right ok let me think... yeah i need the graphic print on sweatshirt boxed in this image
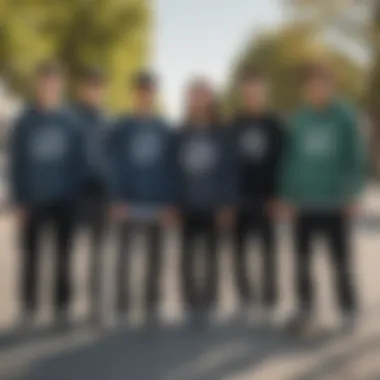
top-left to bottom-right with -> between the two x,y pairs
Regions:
239,128 -> 267,160
181,137 -> 219,176
129,131 -> 163,166
302,127 -> 337,158
29,127 -> 69,162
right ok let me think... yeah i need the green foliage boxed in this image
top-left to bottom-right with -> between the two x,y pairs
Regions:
226,25 -> 366,115
0,0 -> 150,111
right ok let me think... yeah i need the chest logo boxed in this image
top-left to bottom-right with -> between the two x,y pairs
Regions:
29,128 -> 68,161
303,129 -> 336,157
182,139 -> 219,175
240,128 -> 267,160
130,132 -> 163,165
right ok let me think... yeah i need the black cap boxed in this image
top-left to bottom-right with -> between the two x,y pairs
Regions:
35,60 -> 64,78
78,66 -> 106,85
133,70 -> 157,90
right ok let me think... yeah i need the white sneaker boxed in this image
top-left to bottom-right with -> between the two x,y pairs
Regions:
341,312 -> 358,333
15,311 -> 37,332
53,310 -> 72,330
257,306 -> 277,327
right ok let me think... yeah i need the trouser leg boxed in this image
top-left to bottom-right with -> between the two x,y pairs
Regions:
145,224 -> 163,312
202,217 -> 219,309
20,210 -> 42,314
116,223 -> 132,313
325,213 -> 357,315
180,216 -> 198,311
259,215 -> 277,308
53,204 -> 76,314
232,214 -> 252,304
294,214 -> 315,315
88,197 -> 107,316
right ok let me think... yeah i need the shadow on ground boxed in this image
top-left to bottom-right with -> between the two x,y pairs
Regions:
295,334 -> 380,380
0,319 -> 341,380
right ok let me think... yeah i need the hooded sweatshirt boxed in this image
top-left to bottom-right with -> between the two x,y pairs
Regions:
280,100 -> 366,209
9,105 -> 86,207
107,115 -> 177,207
69,102 -> 110,191
176,126 -> 238,211
233,112 -> 285,206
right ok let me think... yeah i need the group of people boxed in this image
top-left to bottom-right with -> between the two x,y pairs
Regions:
9,61 -> 366,336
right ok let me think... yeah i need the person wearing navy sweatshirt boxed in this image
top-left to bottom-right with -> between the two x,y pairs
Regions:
108,71 -> 176,323
70,67 -> 109,324
232,70 -> 285,315
177,79 -> 237,321
9,62 -> 86,326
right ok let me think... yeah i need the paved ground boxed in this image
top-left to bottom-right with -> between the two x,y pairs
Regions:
1,190 -> 380,380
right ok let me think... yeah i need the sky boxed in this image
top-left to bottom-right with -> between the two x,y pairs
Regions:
153,0 -> 284,118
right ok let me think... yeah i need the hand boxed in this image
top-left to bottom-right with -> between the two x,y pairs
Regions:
15,207 -> 28,225
110,203 -> 128,222
267,199 -> 281,219
277,202 -> 295,220
161,207 -> 179,227
344,202 -> 360,218
217,207 -> 236,230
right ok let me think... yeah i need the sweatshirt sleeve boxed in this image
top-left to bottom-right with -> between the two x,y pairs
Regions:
72,123 -> 88,195
220,129 -> 239,206
268,117 -> 286,198
9,115 -> 27,206
166,129 -> 181,205
279,119 -> 298,203
342,109 -> 367,201
106,121 -> 122,202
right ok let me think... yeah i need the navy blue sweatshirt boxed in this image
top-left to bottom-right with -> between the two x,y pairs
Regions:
176,126 -> 238,211
9,105 -> 86,207
233,112 -> 285,205
69,102 -> 110,192
107,115 -> 176,206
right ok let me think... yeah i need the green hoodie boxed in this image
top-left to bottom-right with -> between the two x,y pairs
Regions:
280,101 -> 366,209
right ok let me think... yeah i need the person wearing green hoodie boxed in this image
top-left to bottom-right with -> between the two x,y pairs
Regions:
280,65 -> 366,334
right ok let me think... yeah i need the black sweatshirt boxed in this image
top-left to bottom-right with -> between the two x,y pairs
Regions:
233,112 -> 285,206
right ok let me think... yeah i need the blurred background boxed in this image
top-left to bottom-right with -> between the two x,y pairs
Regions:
1,0 -> 380,379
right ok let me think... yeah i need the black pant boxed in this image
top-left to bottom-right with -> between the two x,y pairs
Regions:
233,208 -> 277,307
294,211 -> 356,315
180,211 -> 218,310
20,201 -> 76,314
79,187 -> 108,316
116,222 -> 163,313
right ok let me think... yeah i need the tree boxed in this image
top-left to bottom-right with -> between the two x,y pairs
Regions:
0,0 -> 150,111
287,0 -> 371,47
226,25 -> 365,115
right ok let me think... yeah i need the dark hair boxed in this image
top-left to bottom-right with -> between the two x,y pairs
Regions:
239,67 -> 267,85
132,70 -> 157,90
299,63 -> 334,84
183,77 -> 222,127
77,66 -> 106,85
35,60 -> 64,78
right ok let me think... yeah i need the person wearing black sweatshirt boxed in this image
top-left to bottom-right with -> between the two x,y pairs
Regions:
108,71 -> 177,325
70,67 -> 110,325
177,78 -> 237,322
232,70 -> 285,316
9,62 -> 86,327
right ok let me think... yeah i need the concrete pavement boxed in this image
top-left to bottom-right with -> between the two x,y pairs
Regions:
1,194 -> 380,379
